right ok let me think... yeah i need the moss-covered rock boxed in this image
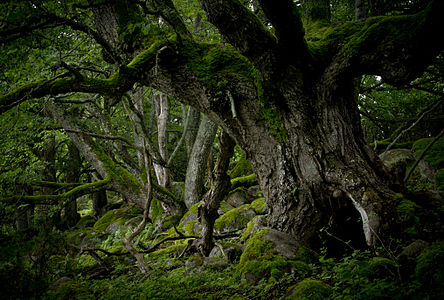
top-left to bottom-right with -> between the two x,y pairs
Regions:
218,200 -> 235,215
66,228 -> 100,248
354,257 -> 398,280
214,204 -> 256,234
415,242 -> 444,293
412,137 -> 444,168
230,174 -> 257,190
435,169 -> 444,190
287,279 -> 332,300
75,216 -> 96,229
48,280 -> 94,300
250,197 -> 267,215
236,229 -> 307,284
225,188 -> 249,208
229,153 -> 253,178
396,194 -> 421,236
93,205 -> 142,233
241,215 -> 268,241
178,201 -> 202,235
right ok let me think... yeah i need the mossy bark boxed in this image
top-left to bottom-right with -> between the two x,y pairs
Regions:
196,131 -> 235,256
1,0 -> 443,250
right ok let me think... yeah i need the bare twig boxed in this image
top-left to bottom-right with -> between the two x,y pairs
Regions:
382,99 -> 442,159
404,128 -> 444,183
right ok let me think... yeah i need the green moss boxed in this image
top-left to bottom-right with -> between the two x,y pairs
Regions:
151,198 -> 163,224
93,206 -> 141,232
148,240 -> 190,260
185,42 -> 256,85
241,217 -> 256,241
306,5 -> 431,66
214,204 -> 254,232
178,201 -> 202,234
236,230 -> 309,283
239,230 -> 273,263
49,280 -> 94,300
395,194 -> 421,236
76,216 -> 95,228
228,153 -> 253,178
250,197 -> 267,214
92,145 -> 141,193
294,246 -> 319,265
435,169 -> 444,190
66,228 -> 96,247
219,201 -> 234,214
230,173 -> 257,190
412,137 -> 444,168
287,279 -> 332,300
154,183 -> 180,204
355,257 -> 398,279
184,220 -> 200,235
415,242 -> 444,294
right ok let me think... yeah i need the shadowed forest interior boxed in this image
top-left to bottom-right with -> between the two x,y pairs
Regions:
0,0 -> 443,299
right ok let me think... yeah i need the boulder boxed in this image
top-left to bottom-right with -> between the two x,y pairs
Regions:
241,215 -> 268,241
398,240 -> 429,261
250,198 -> 267,215
178,201 -> 202,235
287,279 -> 332,299
262,229 -> 301,259
225,188 -> 249,207
418,159 -> 436,182
380,148 -> 414,169
247,185 -> 263,199
214,204 -> 256,234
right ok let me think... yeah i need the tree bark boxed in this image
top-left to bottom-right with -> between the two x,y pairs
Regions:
64,141 -> 81,227
2,0 -> 443,251
184,107 -> 201,159
184,114 -> 218,209
197,130 -> 235,256
153,93 -> 170,188
355,0 -> 366,20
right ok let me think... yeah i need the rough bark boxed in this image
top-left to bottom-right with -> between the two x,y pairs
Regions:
355,0 -> 366,20
2,0 -> 443,250
184,114 -> 218,209
153,93 -> 170,188
92,189 -> 108,218
196,130 -> 235,256
64,142 -> 81,227
184,107 -> 201,159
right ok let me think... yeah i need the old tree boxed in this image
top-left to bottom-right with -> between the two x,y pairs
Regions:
1,0 -> 443,250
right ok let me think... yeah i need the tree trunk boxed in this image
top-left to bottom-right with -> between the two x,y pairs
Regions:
184,114 -> 218,209
355,0 -> 366,20
153,93 -> 170,188
92,172 -> 108,218
64,142 -> 81,227
184,107 -> 201,159
14,185 -> 34,231
36,135 -> 59,226
197,130 -> 235,256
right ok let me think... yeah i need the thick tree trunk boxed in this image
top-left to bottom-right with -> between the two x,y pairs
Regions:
184,114 -> 218,208
197,130 -> 235,256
